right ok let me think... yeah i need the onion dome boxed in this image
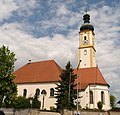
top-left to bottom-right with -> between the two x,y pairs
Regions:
80,13 -> 94,31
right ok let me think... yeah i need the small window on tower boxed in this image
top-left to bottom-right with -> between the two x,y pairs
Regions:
84,50 -> 87,55
84,36 -> 87,40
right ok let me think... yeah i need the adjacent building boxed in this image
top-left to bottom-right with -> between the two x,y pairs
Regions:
14,13 -> 110,110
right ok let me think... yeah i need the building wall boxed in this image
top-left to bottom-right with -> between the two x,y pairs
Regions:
17,82 -> 58,110
78,30 -> 96,68
79,84 -> 110,110
79,48 -> 90,68
17,83 -> 110,110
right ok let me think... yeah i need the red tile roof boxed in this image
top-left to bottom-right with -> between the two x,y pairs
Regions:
14,60 -> 62,83
74,67 -> 109,90
14,60 -> 108,90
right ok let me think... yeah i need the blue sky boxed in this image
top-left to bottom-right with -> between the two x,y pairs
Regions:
0,0 -> 120,102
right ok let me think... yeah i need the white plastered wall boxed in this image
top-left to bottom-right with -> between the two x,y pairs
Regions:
17,82 -> 58,110
80,48 -> 90,68
78,84 -> 110,110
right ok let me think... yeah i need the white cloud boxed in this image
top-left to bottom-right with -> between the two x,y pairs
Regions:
0,1 -> 120,100
0,22 -> 78,70
0,0 -> 18,20
16,0 -> 37,17
0,0 -> 38,21
88,3 -> 120,100
56,4 -> 70,16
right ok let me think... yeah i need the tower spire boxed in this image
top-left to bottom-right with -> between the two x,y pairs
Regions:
83,13 -> 90,23
80,13 -> 94,31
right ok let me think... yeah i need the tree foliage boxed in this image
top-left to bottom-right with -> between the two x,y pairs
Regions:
0,45 -> 17,107
55,61 -> 77,112
110,95 -> 116,109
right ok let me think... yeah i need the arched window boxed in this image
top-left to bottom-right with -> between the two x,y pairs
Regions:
101,91 -> 105,104
23,89 -> 27,97
41,89 -> 47,95
35,88 -> 40,98
50,88 -> 54,97
89,91 -> 93,104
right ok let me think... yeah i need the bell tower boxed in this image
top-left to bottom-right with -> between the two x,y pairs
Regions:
78,13 -> 96,68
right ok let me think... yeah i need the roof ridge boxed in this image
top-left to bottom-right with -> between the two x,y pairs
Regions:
27,59 -> 55,64
74,67 -> 97,70
97,67 -> 109,86
52,60 -> 62,72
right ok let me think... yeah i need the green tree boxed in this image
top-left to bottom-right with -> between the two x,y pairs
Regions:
0,45 -> 17,108
55,61 -> 77,112
97,101 -> 103,110
110,95 -> 116,109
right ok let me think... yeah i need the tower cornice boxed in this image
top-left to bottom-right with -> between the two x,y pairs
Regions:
78,45 -> 96,52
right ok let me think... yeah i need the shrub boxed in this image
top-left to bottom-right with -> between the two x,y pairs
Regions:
14,96 -> 30,109
50,106 -> 56,111
97,101 -> 103,110
13,96 -> 41,109
31,98 -> 41,109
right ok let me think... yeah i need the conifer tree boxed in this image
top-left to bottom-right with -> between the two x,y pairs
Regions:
0,45 -> 17,107
55,61 -> 77,112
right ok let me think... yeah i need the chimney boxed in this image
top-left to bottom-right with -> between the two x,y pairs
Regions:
28,60 -> 31,64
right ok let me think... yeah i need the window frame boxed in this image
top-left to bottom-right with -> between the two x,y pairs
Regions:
50,88 -> 54,97
35,88 -> 40,98
84,50 -> 87,55
89,91 -> 93,104
23,89 -> 27,97
101,91 -> 105,104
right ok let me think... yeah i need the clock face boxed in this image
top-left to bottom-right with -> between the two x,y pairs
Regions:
83,40 -> 88,45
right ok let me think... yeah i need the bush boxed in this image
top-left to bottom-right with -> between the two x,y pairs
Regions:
12,96 -> 41,109
31,98 -> 41,109
14,96 -> 30,109
50,106 -> 56,111
97,101 -> 103,110
110,107 -> 120,111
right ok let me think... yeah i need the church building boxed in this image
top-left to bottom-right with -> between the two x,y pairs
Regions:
76,13 -> 110,110
14,13 -> 110,110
